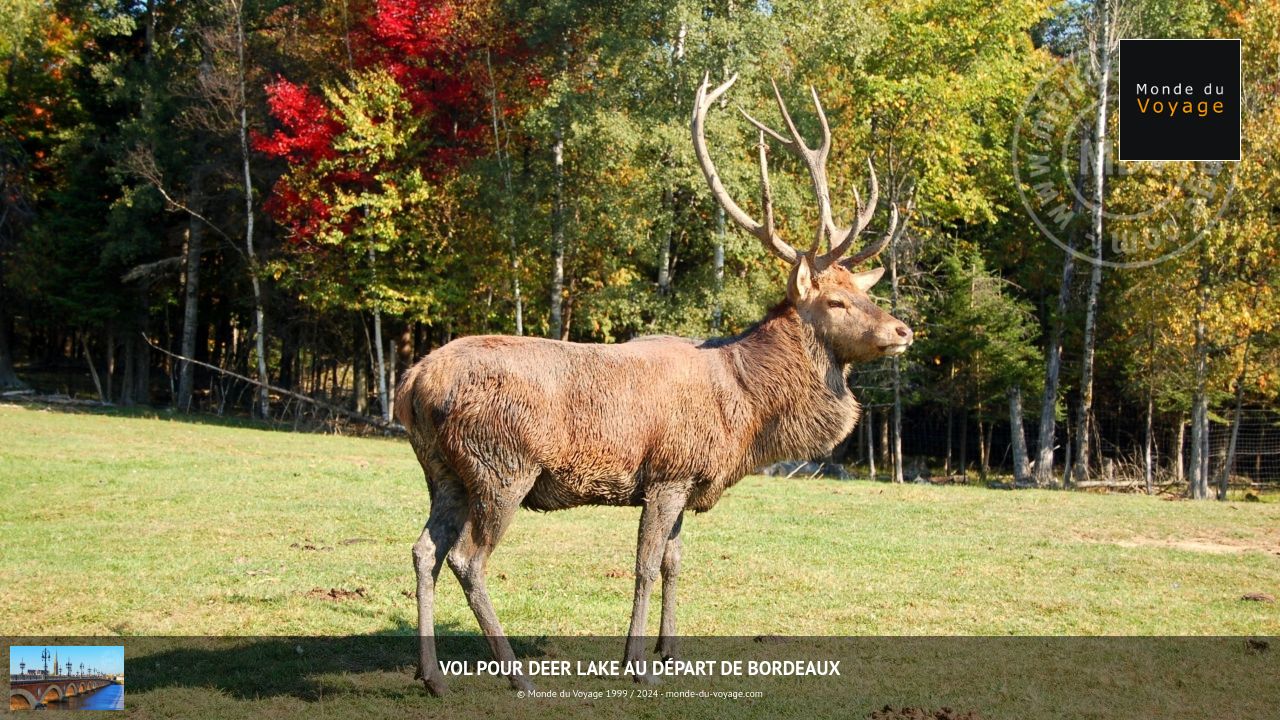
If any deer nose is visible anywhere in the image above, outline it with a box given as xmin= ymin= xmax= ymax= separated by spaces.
xmin=896 ymin=325 xmax=912 ymax=342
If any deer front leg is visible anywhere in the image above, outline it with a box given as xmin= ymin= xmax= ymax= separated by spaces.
xmin=655 ymin=511 xmax=684 ymax=661
xmin=625 ymin=490 xmax=686 ymax=683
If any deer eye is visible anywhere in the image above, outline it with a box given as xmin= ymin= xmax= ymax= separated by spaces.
xmin=826 ymin=299 xmax=848 ymax=310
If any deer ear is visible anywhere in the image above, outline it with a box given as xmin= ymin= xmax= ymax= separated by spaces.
xmin=788 ymin=255 xmax=817 ymax=303
xmin=849 ymin=266 xmax=886 ymax=293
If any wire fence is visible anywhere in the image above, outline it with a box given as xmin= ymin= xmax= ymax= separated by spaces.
xmin=833 ymin=386 xmax=1280 ymax=493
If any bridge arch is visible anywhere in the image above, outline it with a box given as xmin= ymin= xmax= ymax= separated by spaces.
xmin=65 ymin=683 xmax=78 ymax=697
xmin=10 ymin=689 xmax=38 ymax=711
xmin=41 ymin=684 xmax=64 ymax=704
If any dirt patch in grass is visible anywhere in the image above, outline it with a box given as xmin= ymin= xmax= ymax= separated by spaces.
xmin=1078 ymin=533 xmax=1278 ymax=555
xmin=868 ymin=706 xmax=982 ymax=720
xmin=306 ymin=587 xmax=368 ymax=602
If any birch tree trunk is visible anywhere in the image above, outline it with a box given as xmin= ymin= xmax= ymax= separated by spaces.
xmin=231 ymin=0 xmax=268 ymax=419
xmin=889 ymin=220 xmax=904 ymax=484
xmin=865 ymin=407 xmax=876 ymax=480
xmin=657 ymin=184 xmax=673 ymax=294
xmin=1073 ymin=0 xmax=1113 ymax=485
xmin=549 ymin=125 xmax=565 ymax=339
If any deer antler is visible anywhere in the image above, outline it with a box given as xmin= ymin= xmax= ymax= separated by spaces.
xmin=692 ymin=73 xmax=798 ymax=264
xmin=697 ymin=75 xmax=886 ymax=270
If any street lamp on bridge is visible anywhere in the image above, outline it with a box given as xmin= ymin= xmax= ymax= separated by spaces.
xmin=19 ymin=661 xmax=25 ymax=675
xmin=66 ymin=660 xmax=73 ymax=676
xmin=41 ymin=648 xmax=50 ymax=677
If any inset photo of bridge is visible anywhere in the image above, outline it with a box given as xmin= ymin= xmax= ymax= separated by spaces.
xmin=9 ymin=645 xmax=124 ymax=711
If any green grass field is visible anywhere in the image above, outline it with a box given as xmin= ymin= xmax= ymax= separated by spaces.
xmin=2 ymin=403 xmax=1277 ymax=718
xmin=1 ymin=402 xmax=1277 ymax=637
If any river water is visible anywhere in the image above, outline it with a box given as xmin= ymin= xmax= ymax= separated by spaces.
xmin=51 ymin=683 xmax=124 ymax=711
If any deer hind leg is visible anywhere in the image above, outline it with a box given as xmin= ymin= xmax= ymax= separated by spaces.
xmin=625 ymin=489 xmax=687 ymax=683
xmin=413 ymin=476 xmax=466 ymax=696
xmin=447 ymin=463 xmax=538 ymax=692
xmin=654 ymin=511 xmax=684 ymax=661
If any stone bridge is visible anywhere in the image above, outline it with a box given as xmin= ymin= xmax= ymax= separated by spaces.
xmin=9 ymin=675 xmax=117 ymax=710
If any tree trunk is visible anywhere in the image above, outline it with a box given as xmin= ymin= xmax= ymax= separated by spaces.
xmin=132 ymin=332 xmax=150 ymax=405
xmin=1034 ymin=137 xmax=1088 ymax=487
xmin=231 ymin=0 xmax=268 ymax=419
xmin=1174 ymin=416 xmax=1186 ymax=487
xmin=712 ymin=205 xmax=725 ymax=331
xmin=0 ymin=304 xmax=24 ymax=390
xmin=352 ymin=318 xmax=367 ymax=414
xmin=1189 ymin=368 xmax=1208 ymax=499
xmin=958 ymin=409 xmax=969 ymax=481
xmin=879 ymin=410 xmax=890 ymax=472
xmin=105 ymin=329 xmax=115 ymax=402
xmin=81 ymin=333 xmax=106 ymax=403
xmin=944 ymin=403 xmax=954 ymax=477
xmin=657 ymin=184 xmax=673 ymax=294
xmin=1152 ymin=386 xmax=1162 ymax=491
xmin=1188 ymin=243 xmax=1211 ymax=499
xmin=121 ymin=336 xmax=136 ymax=406
xmin=866 ymin=407 xmax=876 ymax=480
xmin=372 ymin=307 xmax=389 ymax=422
xmin=977 ymin=414 xmax=989 ymax=482
xmin=484 ymin=48 xmax=522 ymax=335
xmin=1073 ymin=0 xmax=1112 ymax=485
xmin=548 ymin=126 xmax=566 ymax=339
xmin=177 ymin=180 xmax=205 ymax=411
xmin=1217 ymin=337 xmax=1250 ymax=501
xmin=892 ymin=359 xmax=904 ymax=484
xmin=889 ymin=219 xmax=905 ymax=484
xmin=1009 ymin=384 xmax=1030 ymax=484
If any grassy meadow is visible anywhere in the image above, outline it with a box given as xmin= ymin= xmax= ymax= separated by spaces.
xmin=1 ymin=403 xmax=1277 ymax=718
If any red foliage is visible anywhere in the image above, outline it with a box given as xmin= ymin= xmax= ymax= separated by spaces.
xmin=255 ymin=78 xmax=341 ymax=163
xmin=256 ymin=0 xmax=509 ymax=244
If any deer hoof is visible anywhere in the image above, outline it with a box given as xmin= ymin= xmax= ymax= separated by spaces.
xmin=654 ymin=639 xmax=679 ymax=661
xmin=632 ymin=672 xmax=662 ymax=685
xmin=510 ymin=675 xmax=536 ymax=693
xmin=421 ymin=673 xmax=448 ymax=697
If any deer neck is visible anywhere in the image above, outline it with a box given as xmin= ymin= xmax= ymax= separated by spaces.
xmin=717 ymin=305 xmax=861 ymax=471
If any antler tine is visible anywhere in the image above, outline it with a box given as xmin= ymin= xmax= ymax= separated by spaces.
xmin=839 ymin=190 xmax=897 ymax=269
xmin=738 ymin=107 xmax=793 ymax=148
xmin=770 ymin=79 xmax=809 ymax=153
xmin=758 ymin=80 xmax=836 ymax=255
xmin=819 ymin=159 xmax=880 ymax=269
xmin=809 ymin=85 xmax=831 ymax=162
xmin=692 ymin=72 xmax=798 ymax=264
xmin=757 ymin=130 xmax=775 ymax=242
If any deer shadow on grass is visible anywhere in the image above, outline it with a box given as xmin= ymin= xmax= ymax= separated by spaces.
xmin=121 ymin=623 xmax=549 ymax=704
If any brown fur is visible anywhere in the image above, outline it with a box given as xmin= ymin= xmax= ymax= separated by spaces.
xmin=398 ymin=261 xmax=910 ymax=695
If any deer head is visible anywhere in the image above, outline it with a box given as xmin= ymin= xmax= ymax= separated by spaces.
xmin=691 ymin=74 xmax=912 ymax=364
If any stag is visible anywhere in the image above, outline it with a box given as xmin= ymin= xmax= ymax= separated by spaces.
xmin=396 ymin=74 xmax=911 ymax=695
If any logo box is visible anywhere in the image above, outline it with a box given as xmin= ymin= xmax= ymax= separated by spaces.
xmin=1118 ymin=38 xmax=1241 ymax=162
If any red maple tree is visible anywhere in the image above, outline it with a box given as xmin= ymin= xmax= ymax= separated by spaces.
xmin=255 ymin=0 xmax=515 ymax=245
